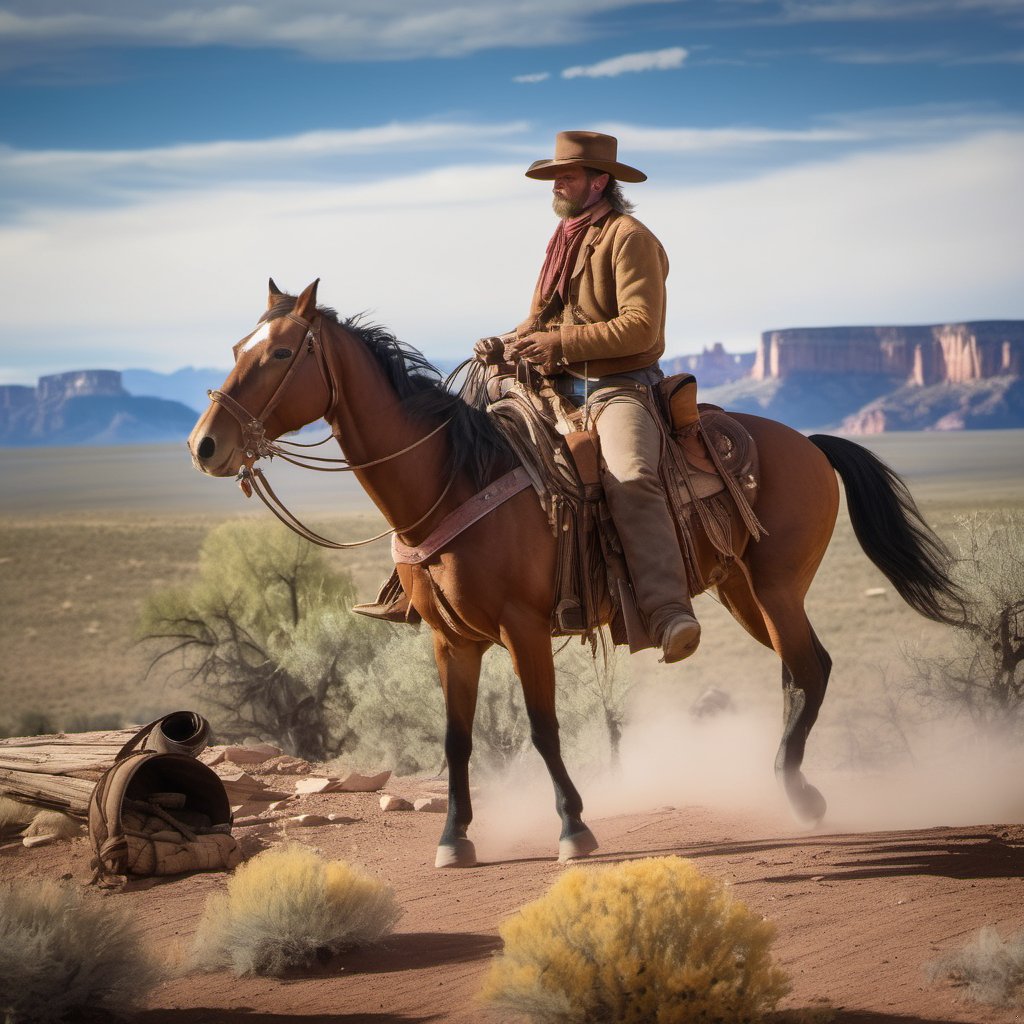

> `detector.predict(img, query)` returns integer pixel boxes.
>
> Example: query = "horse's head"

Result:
[188,278,333,477]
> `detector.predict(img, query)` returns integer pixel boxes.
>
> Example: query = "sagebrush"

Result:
[929,926,1024,1006]
[190,843,401,976]
[902,510,1024,737]
[0,881,164,1023]
[482,855,789,1024]
[138,520,379,760]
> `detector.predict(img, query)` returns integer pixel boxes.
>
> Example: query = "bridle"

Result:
[206,309,455,549]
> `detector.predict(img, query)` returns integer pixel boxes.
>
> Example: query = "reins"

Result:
[208,311,457,549]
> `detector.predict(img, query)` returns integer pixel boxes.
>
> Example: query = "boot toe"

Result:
[660,615,701,664]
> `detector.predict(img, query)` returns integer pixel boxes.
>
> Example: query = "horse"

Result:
[188,279,965,868]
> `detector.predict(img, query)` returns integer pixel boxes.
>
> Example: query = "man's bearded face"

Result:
[552,166,603,218]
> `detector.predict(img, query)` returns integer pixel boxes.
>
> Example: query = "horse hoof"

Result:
[435,838,477,869]
[791,784,827,827]
[558,828,599,863]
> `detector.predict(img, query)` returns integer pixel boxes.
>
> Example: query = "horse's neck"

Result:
[323,326,457,539]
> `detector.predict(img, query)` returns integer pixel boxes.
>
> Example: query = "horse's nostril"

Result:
[197,436,216,460]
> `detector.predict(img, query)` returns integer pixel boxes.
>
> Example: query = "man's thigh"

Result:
[591,395,661,482]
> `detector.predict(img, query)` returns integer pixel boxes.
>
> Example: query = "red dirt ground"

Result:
[3,770,1024,1024]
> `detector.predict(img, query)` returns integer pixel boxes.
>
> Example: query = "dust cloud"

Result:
[471,677,1024,861]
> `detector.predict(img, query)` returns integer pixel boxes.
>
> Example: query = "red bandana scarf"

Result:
[539,199,611,303]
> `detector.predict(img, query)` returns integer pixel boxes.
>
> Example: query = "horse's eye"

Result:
[273,348,292,360]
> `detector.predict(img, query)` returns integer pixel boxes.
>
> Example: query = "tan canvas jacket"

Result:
[516,208,669,378]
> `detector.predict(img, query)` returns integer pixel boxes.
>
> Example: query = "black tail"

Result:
[809,433,967,627]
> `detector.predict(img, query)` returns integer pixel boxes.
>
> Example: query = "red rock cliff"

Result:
[752,321,1023,385]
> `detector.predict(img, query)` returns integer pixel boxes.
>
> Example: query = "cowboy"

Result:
[474,130,700,663]
[356,131,700,664]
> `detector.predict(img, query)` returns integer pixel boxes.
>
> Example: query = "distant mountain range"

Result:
[1,320,1020,446]
[121,367,229,413]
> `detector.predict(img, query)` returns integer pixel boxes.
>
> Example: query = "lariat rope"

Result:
[208,311,460,549]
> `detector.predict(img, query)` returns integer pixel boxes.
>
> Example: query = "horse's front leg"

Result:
[432,632,489,868]
[504,620,598,862]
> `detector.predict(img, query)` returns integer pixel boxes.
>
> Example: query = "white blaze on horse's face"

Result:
[240,322,272,354]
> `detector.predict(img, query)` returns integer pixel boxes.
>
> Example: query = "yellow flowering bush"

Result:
[190,843,401,976]
[482,856,789,1024]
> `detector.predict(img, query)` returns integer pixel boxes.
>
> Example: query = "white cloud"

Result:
[0,120,527,172]
[514,72,551,83]
[562,46,688,79]
[0,0,677,64]
[595,106,1024,151]
[0,121,1021,380]
[648,129,1024,348]
[778,0,1024,22]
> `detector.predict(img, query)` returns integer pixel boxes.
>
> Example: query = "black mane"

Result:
[265,297,511,489]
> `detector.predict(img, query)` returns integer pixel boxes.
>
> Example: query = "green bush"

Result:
[190,844,400,976]
[0,881,164,1023]
[482,856,789,1024]
[138,521,380,760]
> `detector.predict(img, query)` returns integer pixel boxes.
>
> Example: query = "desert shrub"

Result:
[61,711,125,734]
[138,521,380,760]
[342,631,533,774]
[0,880,164,1023]
[929,926,1024,1006]
[0,798,34,838]
[903,510,1024,737]
[553,639,635,767]
[482,856,789,1024]
[190,844,400,976]
[7,710,56,739]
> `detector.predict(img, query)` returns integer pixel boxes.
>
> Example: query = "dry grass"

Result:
[482,855,790,1023]
[929,927,1024,1006]
[189,843,401,976]
[0,433,1020,754]
[0,880,164,1023]
[0,796,35,838]
[20,810,84,842]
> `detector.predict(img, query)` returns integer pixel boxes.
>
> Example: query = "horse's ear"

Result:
[267,277,283,307]
[293,279,320,320]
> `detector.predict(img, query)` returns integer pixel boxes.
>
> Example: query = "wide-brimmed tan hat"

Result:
[525,130,647,183]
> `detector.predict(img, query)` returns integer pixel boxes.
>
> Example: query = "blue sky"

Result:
[0,0,1021,381]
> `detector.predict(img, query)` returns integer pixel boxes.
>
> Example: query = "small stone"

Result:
[379,795,414,812]
[295,777,335,795]
[288,814,330,827]
[414,797,448,813]
[260,755,311,774]
[295,770,392,794]
[222,743,282,766]
[23,834,57,848]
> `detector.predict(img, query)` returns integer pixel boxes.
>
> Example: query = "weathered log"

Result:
[0,768,95,816]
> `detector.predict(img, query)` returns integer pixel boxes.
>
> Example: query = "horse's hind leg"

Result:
[719,574,831,825]
[433,633,489,868]
[759,590,832,824]
[504,623,598,862]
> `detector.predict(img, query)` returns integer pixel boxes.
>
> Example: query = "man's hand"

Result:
[506,332,564,372]
[473,336,507,365]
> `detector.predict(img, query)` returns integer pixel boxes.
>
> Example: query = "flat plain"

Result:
[1,430,1021,738]
[2,429,1024,1024]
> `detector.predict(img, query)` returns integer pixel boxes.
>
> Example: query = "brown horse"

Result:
[188,279,964,868]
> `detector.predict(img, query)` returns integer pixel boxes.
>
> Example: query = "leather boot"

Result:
[352,569,422,625]
[592,394,700,662]
[659,610,701,664]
